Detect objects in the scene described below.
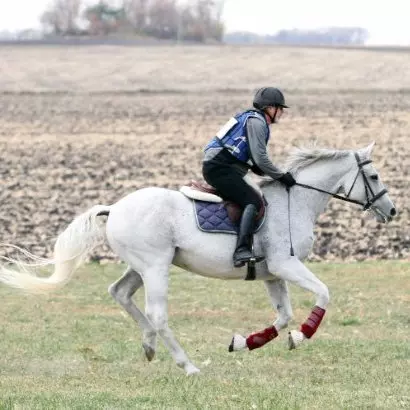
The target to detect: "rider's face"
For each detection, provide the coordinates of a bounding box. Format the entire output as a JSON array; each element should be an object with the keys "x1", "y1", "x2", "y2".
[
  {"x1": 266, "y1": 106, "x2": 285, "y2": 123},
  {"x1": 275, "y1": 106, "x2": 284, "y2": 122}
]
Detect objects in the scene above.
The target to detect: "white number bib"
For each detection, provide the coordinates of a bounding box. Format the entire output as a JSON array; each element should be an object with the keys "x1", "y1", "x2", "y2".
[{"x1": 215, "y1": 117, "x2": 238, "y2": 140}]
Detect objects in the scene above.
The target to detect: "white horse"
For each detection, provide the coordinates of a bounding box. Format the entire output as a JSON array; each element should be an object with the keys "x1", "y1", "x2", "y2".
[{"x1": 0, "y1": 142, "x2": 396, "y2": 376}]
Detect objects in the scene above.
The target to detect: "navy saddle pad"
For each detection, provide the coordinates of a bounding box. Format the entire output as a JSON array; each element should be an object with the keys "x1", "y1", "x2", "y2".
[{"x1": 193, "y1": 200, "x2": 265, "y2": 234}]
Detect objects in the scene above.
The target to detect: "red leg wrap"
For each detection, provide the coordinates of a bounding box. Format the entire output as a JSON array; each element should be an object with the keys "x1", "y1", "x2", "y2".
[
  {"x1": 246, "y1": 326, "x2": 278, "y2": 350},
  {"x1": 300, "y1": 306, "x2": 326, "y2": 339}
]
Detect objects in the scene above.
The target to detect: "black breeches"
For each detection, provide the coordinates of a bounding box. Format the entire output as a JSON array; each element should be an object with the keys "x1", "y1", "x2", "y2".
[{"x1": 202, "y1": 161, "x2": 263, "y2": 212}]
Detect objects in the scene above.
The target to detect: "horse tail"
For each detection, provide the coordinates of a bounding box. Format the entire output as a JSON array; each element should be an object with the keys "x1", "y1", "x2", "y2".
[{"x1": 0, "y1": 205, "x2": 111, "y2": 293}]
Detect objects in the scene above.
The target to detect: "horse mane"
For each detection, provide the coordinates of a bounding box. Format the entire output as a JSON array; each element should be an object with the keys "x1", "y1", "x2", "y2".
[
  {"x1": 259, "y1": 144, "x2": 351, "y2": 188},
  {"x1": 285, "y1": 146, "x2": 351, "y2": 172}
]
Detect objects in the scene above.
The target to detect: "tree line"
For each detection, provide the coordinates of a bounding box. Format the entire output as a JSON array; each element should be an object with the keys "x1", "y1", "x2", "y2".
[
  {"x1": 40, "y1": 0, "x2": 225, "y2": 42},
  {"x1": 37, "y1": 1, "x2": 368, "y2": 46},
  {"x1": 224, "y1": 27, "x2": 369, "y2": 46}
]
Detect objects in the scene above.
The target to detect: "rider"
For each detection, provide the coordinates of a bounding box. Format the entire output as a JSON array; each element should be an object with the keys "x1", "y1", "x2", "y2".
[{"x1": 202, "y1": 87, "x2": 296, "y2": 268}]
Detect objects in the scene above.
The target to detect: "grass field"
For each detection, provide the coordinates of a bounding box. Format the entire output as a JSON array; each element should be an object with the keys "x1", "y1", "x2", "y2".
[
  {"x1": 0, "y1": 261, "x2": 408, "y2": 409},
  {"x1": 0, "y1": 44, "x2": 409, "y2": 408}
]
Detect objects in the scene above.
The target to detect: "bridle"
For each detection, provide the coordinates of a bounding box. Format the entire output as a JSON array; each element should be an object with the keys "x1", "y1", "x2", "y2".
[
  {"x1": 286, "y1": 152, "x2": 389, "y2": 256},
  {"x1": 293, "y1": 152, "x2": 388, "y2": 211}
]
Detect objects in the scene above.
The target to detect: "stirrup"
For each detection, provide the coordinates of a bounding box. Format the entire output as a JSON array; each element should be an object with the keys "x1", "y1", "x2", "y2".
[
  {"x1": 234, "y1": 254, "x2": 264, "y2": 267},
  {"x1": 233, "y1": 246, "x2": 252, "y2": 268},
  {"x1": 250, "y1": 255, "x2": 265, "y2": 264},
  {"x1": 233, "y1": 252, "x2": 264, "y2": 268},
  {"x1": 245, "y1": 238, "x2": 265, "y2": 280},
  {"x1": 244, "y1": 254, "x2": 265, "y2": 281}
]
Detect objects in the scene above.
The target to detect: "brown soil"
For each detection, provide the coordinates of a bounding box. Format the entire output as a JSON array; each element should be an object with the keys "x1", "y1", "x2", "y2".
[{"x1": 0, "y1": 45, "x2": 408, "y2": 261}]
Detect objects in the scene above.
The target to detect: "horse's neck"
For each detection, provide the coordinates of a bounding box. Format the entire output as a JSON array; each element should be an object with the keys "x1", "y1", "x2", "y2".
[
  {"x1": 284, "y1": 156, "x2": 353, "y2": 223},
  {"x1": 298, "y1": 156, "x2": 352, "y2": 191}
]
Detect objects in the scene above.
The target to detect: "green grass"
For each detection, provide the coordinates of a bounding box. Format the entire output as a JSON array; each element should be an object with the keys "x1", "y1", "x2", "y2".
[{"x1": 0, "y1": 261, "x2": 409, "y2": 409}]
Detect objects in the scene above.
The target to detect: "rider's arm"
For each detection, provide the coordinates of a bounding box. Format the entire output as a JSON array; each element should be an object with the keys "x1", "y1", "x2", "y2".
[{"x1": 246, "y1": 117, "x2": 284, "y2": 179}]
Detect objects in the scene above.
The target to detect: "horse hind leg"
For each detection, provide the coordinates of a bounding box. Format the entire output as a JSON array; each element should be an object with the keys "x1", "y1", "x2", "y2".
[
  {"x1": 108, "y1": 266, "x2": 157, "y2": 361},
  {"x1": 142, "y1": 265, "x2": 200, "y2": 376}
]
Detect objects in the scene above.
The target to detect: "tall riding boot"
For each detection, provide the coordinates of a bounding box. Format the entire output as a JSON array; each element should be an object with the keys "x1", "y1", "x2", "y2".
[{"x1": 233, "y1": 204, "x2": 258, "y2": 268}]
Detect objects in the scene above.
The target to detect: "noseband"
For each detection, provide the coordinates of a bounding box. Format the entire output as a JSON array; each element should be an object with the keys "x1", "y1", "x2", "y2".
[{"x1": 295, "y1": 152, "x2": 388, "y2": 210}]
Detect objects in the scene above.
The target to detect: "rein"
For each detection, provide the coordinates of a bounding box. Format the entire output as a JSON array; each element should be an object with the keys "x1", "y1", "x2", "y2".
[
  {"x1": 286, "y1": 152, "x2": 388, "y2": 256},
  {"x1": 294, "y1": 153, "x2": 387, "y2": 210}
]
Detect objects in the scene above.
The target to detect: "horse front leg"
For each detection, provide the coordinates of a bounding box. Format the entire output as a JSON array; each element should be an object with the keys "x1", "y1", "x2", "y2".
[
  {"x1": 270, "y1": 257, "x2": 330, "y2": 349},
  {"x1": 229, "y1": 278, "x2": 293, "y2": 352}
]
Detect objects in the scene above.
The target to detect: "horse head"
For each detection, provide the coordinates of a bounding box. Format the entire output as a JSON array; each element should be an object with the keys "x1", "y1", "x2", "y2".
[{"x1": 340, "y1": 142, "x2": 396, "y2": 223}]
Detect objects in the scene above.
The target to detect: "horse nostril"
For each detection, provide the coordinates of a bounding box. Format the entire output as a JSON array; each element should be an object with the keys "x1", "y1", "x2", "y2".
[{"x1": 390, "y1": 208, "x2": 396, "y2": 217}]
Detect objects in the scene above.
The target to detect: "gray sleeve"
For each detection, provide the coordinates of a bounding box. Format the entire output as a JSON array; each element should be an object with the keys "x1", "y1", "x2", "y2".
[{"x1": 246, "y1": 117, "x2": 285, "y2": 179}]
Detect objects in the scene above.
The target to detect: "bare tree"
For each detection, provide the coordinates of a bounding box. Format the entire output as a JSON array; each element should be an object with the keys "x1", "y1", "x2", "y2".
[
  {"x1": 40, "y1": 0, "x2": 83, "y2": 35},
  {"x1": 123, "y1": 0, "x2": 224, "y2": 41},
  {"x1": 39, "y1": 0, "x2": 225, "y2": 41},
  {"x1": 143, "y1": 0, "x2": 179, "y2": 39},
  {"x1": 123, "y1": 0, "x2": 150, "y2": 33},
  {"x1": 84, "y1": 1, "x2": 128, "y2": 35},
  {"x1": 182, "y1": 0, "x2": 224, "y2": 42},
  {"x1": 208, "y1": 0, "x2": 225, "y2": 41}
]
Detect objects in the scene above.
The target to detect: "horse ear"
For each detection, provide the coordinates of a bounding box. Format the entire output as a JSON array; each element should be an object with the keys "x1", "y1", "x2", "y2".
[{"x1": 359, "y1": 141, "x2": 375, "y2": 158}]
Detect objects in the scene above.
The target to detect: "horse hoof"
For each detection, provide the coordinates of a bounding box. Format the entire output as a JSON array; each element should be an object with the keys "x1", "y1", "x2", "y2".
[
  {"x1": 288, "y1": 330, "x2": 305, "y2": 350},
  {"x1": 142, "y1": 343, "x2": 156, "y2": 361},
  {"x1": 229, "y1": 334, "x2": 247, "y2": 352},
  {"x1": 185, "y1": 364, "x2": 201, "y2": 376}
]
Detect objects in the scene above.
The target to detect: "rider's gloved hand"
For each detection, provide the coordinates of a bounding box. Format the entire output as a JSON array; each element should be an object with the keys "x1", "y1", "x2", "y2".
[{"x1": 278, "y1": 172, "x2": 296, "y2": 188}]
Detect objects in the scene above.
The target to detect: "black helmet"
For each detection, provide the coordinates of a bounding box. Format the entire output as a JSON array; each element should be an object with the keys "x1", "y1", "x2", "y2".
[{"x1": 253, "y1": 87, "x2": 289, "y2": 109}]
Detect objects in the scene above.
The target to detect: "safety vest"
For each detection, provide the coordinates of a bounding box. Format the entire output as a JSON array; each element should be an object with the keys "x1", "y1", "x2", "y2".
[{"x1": 204, "y1": 110, "x2": 270, "y2": 165}]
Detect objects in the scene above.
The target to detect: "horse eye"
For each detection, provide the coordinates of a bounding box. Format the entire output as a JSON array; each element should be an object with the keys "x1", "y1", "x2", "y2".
[{"x1": 370, "y1": 175, "x2": 379, "y2": 181}]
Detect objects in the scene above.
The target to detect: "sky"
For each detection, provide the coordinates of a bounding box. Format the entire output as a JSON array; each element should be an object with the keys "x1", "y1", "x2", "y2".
[{"x1": 0, "y1": 0, "x2": 409, "y2": 45}]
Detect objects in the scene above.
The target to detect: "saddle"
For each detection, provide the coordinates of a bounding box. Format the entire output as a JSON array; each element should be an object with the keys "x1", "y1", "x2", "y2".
[
  {"x1": 180, "y1": 179, "x2": 267, "y2": 280},
  {"x1": 180, "y1": 179, "x2": 266, "y2": 234}
]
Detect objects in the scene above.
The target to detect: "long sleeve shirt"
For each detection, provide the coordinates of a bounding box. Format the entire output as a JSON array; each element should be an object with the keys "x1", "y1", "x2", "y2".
[
  {"x1": 203, "y1": 116, "x2": 285, "y2": 179},
  {"x1": 246, "y1": 116, "x2": 284, "y2": 180}
]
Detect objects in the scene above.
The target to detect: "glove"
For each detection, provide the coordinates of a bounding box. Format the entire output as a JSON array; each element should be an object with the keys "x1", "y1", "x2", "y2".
[{"x1": 278, "y1": 172, "x2": 296, "y2": 188}]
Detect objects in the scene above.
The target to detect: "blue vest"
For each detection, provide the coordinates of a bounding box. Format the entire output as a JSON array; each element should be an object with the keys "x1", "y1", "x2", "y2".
[{"x1": 205, "y1": 110, "x2": 270, "y2": 165}]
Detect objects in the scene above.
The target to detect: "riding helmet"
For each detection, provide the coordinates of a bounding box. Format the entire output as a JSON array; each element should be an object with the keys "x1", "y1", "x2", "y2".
[{"x1": 253, "y1": 87, "x2": 289, "y2": 109}]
